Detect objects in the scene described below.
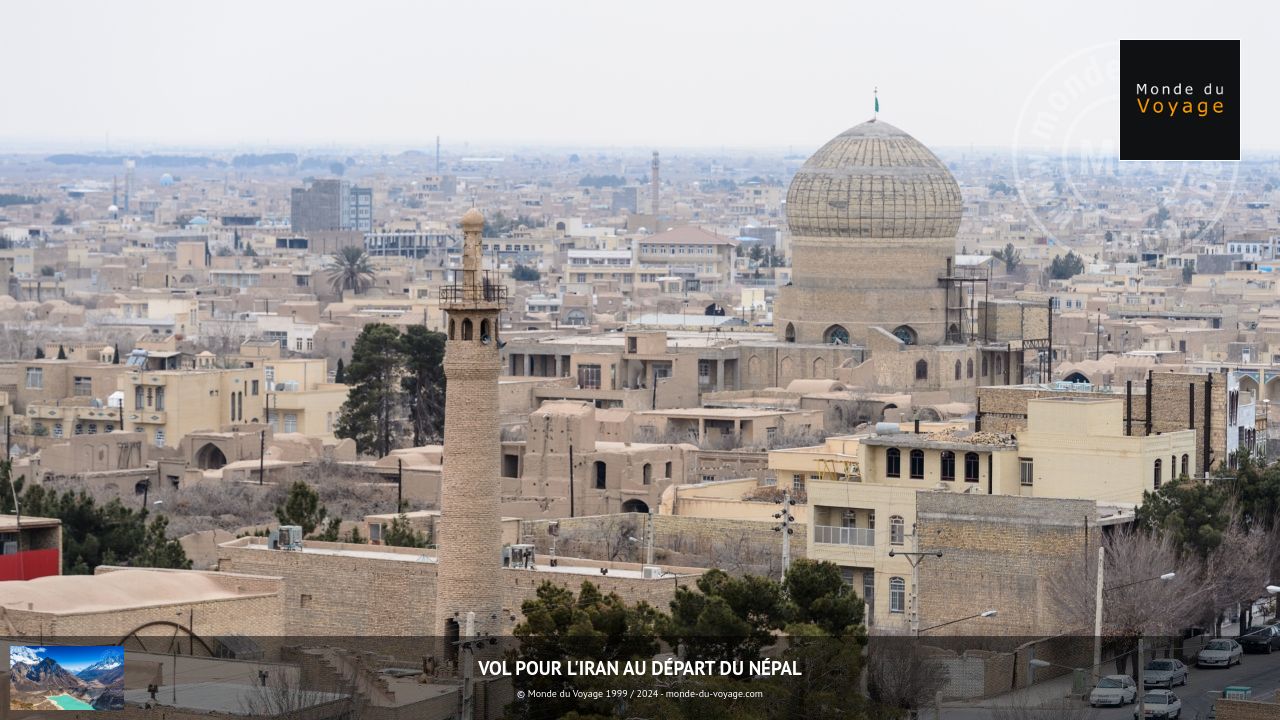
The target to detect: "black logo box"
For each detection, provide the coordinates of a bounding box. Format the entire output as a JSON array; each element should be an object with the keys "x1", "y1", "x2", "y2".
[{"x1": 1120, "y1": 39, "x2": 1239, "y2": 161}]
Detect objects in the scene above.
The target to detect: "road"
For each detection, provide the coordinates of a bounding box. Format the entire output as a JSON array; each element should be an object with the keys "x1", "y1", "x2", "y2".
[{"x1": 939, "y1": 650, "x2": 1280, "y2": 719}]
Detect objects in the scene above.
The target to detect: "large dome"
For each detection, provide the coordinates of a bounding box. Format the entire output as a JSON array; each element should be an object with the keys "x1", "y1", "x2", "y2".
[{"x1": 786, "y1": 120, "x2": 962, "y2": 239}]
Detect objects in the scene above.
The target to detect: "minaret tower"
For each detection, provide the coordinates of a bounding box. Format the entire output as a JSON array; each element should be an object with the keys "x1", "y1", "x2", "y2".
[{"x1": 435, "y1": 208, "x2": 506, "y2": 648}]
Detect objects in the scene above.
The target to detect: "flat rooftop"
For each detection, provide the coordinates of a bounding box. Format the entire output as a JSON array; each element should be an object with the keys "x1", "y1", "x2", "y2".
[
  {"x1": 124, "y1": 683, "x2": 345, "y2": 715},
  {"x1": 0, "y1": 569, "x2": 272, "y2": 614},
  {"x1": 0, "y1": 514, "x2": 61, "y2": 531}
]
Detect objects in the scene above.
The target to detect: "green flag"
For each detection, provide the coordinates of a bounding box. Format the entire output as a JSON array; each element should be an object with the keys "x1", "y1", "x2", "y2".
[{"x1": 875, "y1": 96, "x2": 879, "y2": 113}]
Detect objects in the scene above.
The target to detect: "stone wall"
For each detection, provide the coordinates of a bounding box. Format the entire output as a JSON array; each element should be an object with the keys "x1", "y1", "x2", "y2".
[
  {"x1": 915, "y1": 493, "x2": 1098, "y2": 637},
  {"x1": 1217, "y1": 698, "x2": 1280, "y2": 720}
]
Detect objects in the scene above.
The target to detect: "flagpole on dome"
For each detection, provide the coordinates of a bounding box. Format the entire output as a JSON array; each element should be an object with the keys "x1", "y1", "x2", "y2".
[{"x1": 874, "y1": 87, "x2": 879, "y2": 121}]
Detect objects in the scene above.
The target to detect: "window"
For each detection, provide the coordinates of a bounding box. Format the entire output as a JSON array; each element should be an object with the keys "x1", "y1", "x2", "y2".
[
  {"x1": 940, "y1": 451, "x2": 956, "y2": 481},
  {"x1": 53, "y1": 423, "x2": 63, "y2": 438},
  {"x1": 74, "y1": 423, "x2": 83, "y2": 435},
  {"x1": 698, "y1": 359, "x2": 713, "y2": 384},
  {"x1": 886, "y1": 448, "x2": 901, "y2": 478},
  {"x1": 295, "y1": 338, "x2": 303, "y2": 351},
  {"x1": 863, "y1": 571, "x2": 875, "y2": 623},
  {"x1": 967, "y1": 359, "x2": 974, "y2": 379},
  {"x1": 1154, "y1": 459, "x2": 1162, "y2": 490},
  {"x1": 889, "y1": 577, "x2": 905, "y2": 613},
  {"x1": 594, "y1": 461, "x2": 607, "y2": 489},
  {"x1": 840, "y1": 566, "x2": 856, "y2": 586},
  {"x1": 915, "y1": 360, "x2": 928, "y2": 381},
  {"x1": 73, "y1": 376, "x2": 92, "y2": 396},
  {"x1": 965, "y1": 452, "x2": 980, "y2": 482},
  {"x1": 135, "y1": 386, "x2": 144, "y2": 409},
  {"x1": 954, "y1": 361, "x2": 962, "y2": 381},
  {"x1": 155, "y1": 429, "x2": 166, "y2": 448},
  {"x1": 824, "y1": 325, "x2": 850, "y2": 345},
  {"x1": 665, "y1": 461, "x2": 672, "y2": 479},
  {"x1": 909, "y1": 449, "x2": 924, "y2": 479},
  {"x1": 25, "y1": 368, "x2": 42, "y2": 389},
  {"x1": 642, "y1": 463, "x2": 652, "y2": 485},
  {"x1": 265, "y1": 366, "x2": 276, "y2": 384},
  {"x1": 284, "y1": 413, "x2": 298, "y2": 433},
  {"x1": 1020, "y1": 457, "x2": 1034, "y2": 486},
  {"x1": 982, "y1": 355, "x2": 989, "y2": 376},
  {"x1": 251, "y1": 380, "x2": 260, "y2": 396},
  {"x1": 369, "y1": 523, "x2": 383, "y2": 543},
  {"x1": 1181, "y1": 454, "x2": 1189, "y2": 478},
  {"x1": 793, "y1": 474, "x2": 806, "y2": 493},
  {"x1": 578, "y1": 364, "x2": 602, "y2": 390},
  {"x1": 889, "y1": 515, "x2": 905, "y2": 545},
  {"x1": 155, "y1": 387, "x2": 165, "y2": 411}
]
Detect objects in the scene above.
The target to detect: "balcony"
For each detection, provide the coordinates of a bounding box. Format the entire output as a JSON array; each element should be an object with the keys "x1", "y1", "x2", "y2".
[{"x1": 814, "y1": 525, "x2": 875, "y2": 547}]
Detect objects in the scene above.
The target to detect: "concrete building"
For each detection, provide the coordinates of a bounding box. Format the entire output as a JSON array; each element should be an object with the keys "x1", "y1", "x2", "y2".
[
  {"x1": 0, "y1": 514, "x2": 61, "y2": 581},
  {"x1": 290, "y1": 179, "x2": 373, "y2": 233}
]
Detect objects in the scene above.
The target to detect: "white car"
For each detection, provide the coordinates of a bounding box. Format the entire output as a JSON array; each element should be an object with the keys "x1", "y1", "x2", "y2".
[
  {"x1": 1090, "y1": 674, "x2": 1138, "y2": 706},
  {"x1": 1197, "y1": 638, "x2": 1243, "y2": 668},
  {"x1": 1143, "y1": 658, "x2": 1188, "y2": 688},
  {"x1": 1135, "y1": 690, "x2": 1182, "y2": 718}
]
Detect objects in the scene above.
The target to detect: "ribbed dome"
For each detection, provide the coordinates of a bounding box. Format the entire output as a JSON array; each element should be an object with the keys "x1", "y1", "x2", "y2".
[{"x1": 786, "y1": 120, "x2": 962, "y2": 239}]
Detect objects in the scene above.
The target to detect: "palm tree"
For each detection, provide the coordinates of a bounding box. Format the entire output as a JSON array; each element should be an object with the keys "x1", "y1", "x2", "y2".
[{"x1": 327, "y1": 246, "x2": 375, "y2": 295}]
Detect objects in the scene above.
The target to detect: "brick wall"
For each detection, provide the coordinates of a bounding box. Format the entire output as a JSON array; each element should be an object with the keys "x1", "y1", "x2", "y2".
[{"x1": 1218, "y1": 698, "x2": 1280, "y2": 720}]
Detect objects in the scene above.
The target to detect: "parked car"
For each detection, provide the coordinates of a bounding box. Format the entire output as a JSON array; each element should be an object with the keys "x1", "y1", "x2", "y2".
[
  {"x1": 1237, "y1": 624, "x2": 1280, "y2": 654},
  {"x1": 1197, "y1": 638, "x2": 1243, "y2": 668},
  {"x1": 1143, "y1": 659, "x2": 1188, "y2": 688},
  {"x1": 1135, "y1": 690, "x2": 1182, "y2": 719},
  {"x1": 1090, "y1": 674, "x2": 1138, "y2": 706}
]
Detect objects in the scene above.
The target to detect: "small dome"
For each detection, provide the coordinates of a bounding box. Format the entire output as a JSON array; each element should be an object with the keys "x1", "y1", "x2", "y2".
[
  {"x1": 461, "y1": 208, "x2": 484, "y2": 230},
  {"x1": 159, "y1": 173, "x2": 175, "y2": 186},
  {"x1": 107, "y1": 205, "x2": 118, "y2": 213},
  {"x1": 786, "y1": 120, "x2": 961, "y2": 239}
]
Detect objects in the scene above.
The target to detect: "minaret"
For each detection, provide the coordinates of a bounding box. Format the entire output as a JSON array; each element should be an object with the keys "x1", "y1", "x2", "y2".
[{"x1": 435, "y1": 208, "x2": 506, "y2": 649}]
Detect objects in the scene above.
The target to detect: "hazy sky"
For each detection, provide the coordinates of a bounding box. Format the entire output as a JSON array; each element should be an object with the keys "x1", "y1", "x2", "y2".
[{"x1": 4, "y1": 0, "x2": 1275, "y2": 152}]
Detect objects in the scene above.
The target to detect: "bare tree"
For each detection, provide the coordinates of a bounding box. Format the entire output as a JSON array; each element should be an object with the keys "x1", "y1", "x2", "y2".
[
  {"x1": 1048, "y1": 527, "x2": 1207, "y2": 676},
  {"x1": 1203, "y1": 516, "x2": 1275, "y2": 635},
  {"x1": 864, "y1": 638, "x2": 950, "y2": 717},
  {"x1": 239, "y1": 665, "x2": 365, "y2": 719}
]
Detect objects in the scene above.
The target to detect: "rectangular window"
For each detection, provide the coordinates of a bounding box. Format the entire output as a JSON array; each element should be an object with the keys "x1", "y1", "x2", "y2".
[
  {"x1": 73, "y1": 376, "x2": 92, "y2": 396},
  {"x1": 135, "y1": 386, "x2": 144, "y2": 410},
  {"x1": 155, "y1": 429, "x2": 166, "y2": 448},
  {"x1": 1019, "y1": 458, "x2": 1034, "y2": 486},
  {"x1": 25, "y1": 368, "x2": 42, "y2": 389},
  {"x1": 155, "y1": 387, "x2": 165, "y2": 411},
  {"x1": 792, "y1": 474, "x2": 806, "y2": 493},
  {"x1": 578, "y1": 364, "x2": 601, "y2": 390},
  {"x1": 284, "y1": 414, "x2": 298, "y2": 433},
  {"x1": 369, "y1": 523, "x2": 382, "y2": 543},
  {"x1": 251, "y1": 380, "x2": 260, "y2": 396},
  {"x1": 698, "y1": 359, "x2": 713, "y2": 384},
  {"x1": 265, "y1": 366, "x2": 275, "y2": 384}
]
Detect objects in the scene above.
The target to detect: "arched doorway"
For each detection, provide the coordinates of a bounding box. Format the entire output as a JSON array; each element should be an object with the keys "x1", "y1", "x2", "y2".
[
  {"x1": 784, "y1": 323, "x2": 796, "y2": 343},
  {"x1": 622, "y1": 499, "x2": 650, "y2": 514},
  {"x1": 195, "y1": 443, "x2": 228, "y2": 470},
  {"x1": 1064, "y1": 371, "x2": 1090, "y2": 384}
]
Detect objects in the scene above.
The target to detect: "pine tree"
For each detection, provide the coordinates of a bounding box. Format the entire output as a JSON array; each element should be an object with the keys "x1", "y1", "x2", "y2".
[
  {"x1": 399, "y1": 326, "x2": 446, "y2": 446},
  {"x1": 34, "y1": 347, "x2": 44, "y2": 359},
  {"x1": 112, "y1": 342, "x2": 121, "y2": 364},
  {"x1": 274, "y1": 480, "x2": 328, "y2": 536}
]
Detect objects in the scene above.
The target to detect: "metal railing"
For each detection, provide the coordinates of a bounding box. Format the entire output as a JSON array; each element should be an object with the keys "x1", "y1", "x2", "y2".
[
  {"x1": 439, "y1": 281, "x2": 508, "y2": 304},
  {"x1": 813, "y1": 525, "x2": 875, "y2": 547}
]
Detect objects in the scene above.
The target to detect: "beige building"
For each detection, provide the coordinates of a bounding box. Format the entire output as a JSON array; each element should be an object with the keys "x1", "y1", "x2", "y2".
[{"x1": 122, "y1": 365, "x2": 265, "y2": 449}]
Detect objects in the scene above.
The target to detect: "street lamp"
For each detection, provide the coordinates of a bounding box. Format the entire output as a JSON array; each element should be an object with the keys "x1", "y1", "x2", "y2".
[
  {"x1": 1267, "y1": 585, "x2": 1280, "y2": 594},
  {"x1": 916, "y1": 609, "x2": 997, "y2": 637},
  {"x1": 1092, "y1": 553, "x2": 1177, "y2": 684}
]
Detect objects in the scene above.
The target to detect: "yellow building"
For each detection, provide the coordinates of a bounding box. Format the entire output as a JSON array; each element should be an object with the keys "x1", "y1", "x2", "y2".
[
  {"x1": 259, "y1": 357, "x2": 349, "y2": 438},
  {"x1": 760, "y1": 397, "x2": 1193, "y2": 630},
  {"x1": 121, "y1": 366, "x2": 265, "y2": 449}
]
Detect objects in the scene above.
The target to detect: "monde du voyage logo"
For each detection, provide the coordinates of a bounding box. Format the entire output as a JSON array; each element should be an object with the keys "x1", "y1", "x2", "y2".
[{"x1": 1120, "y1": 40, "x2": 1240, "y2": 160}]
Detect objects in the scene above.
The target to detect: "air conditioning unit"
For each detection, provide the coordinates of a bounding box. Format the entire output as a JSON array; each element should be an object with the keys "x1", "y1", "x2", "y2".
[
  {"x1": 278, "y1": 525, "x2": 303, "y2": 550},
  {"x1": 642, "y1": 565, "x2": 663, "y2": 580}
]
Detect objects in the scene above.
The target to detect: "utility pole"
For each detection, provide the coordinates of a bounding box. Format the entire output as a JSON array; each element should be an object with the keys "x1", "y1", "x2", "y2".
[
  {"x1": 888, "y1": 524, "x2": 944, "y2": 636},
  {"x1": 397, "y1": 458, "x2": 404, "y2": 511},
  {"x1": 645, "y1": 510, "x2": 655, "y2": 566},
  {"x1": 258, "y1": 429, "x2": 265, "y2": 485},
  {"x1": 773, "y1": 488, "x2": 795, "y2": 582},
  {"x1": 460, "y1": 611, "x2": 476, "y2": 720},
  {"x1": 1136, "y1": 636, "x2": 1145, "y2": 719},
  {"x1": 1093, "y1": 545, "x2": 1105, "y2": 685}
]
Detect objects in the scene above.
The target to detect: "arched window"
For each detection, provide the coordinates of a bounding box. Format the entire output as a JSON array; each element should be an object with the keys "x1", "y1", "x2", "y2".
[
  {"x1": 824, "y1": 325, "x2": 849, "y2": 345},
  {"x1": 449, "y1": 319, "x2": 456, "y2": 340},
  {"x1": 886, "y1": 448, "x2": 901, "y2": 478},
  {"x1": 1154, "y1": 459, "x2": 1162, "y2": 490},
  {"x1": 946, "y1": 323, "x2": 961, "y2": 343},
  {"x1": 964, "y1": 452, "x2": 980, "y2": 482},
  {"x1": 461, "y1": 318, "x2": 473, "y2": 340},
  {"x1": 889, "y1": 516, "x2": 905, "y2": 545},
  {"x1": 967, "y1": 359, "x2": 974, "y2": 379},
  {"x1": 1181, "y1": 454, "x2": 1189, "y2": 478},
  {"x1": 892, "y1": 325, "x2": 917, "y2": 345},
  {"x1": 954, "y1": 360, "x2": 962, "y2": 381},
  {"x1": 995, "y1": 354, "x2": 1004, "y2": 375},
  {"x1": 642, "y1": 463, "x2": 652, "y2": 485},
  {"x1": 889, "y1": 577, "x2": 906, "y2": 613},
  {"x1": 479, "y1": 319, "x2": 490, "y2": 343},
  {"x1": 784, "y1": 323, "x2": 796, "y2": 343},
  {"x1": 909, "y1": 449, "x2": 925, "y2": 479},
  {"x1": 594, "y1": 460, "x2": 607, "y2": 489},
  {"x1": 915, "y1": 360, "x2": 928, "y2": 381},
  {"x1": 940, "y1": 451, "x2": 956, "y2": 481},
  {"x1": 982, "y1": 355, "x2": 989, "y2": 376}
]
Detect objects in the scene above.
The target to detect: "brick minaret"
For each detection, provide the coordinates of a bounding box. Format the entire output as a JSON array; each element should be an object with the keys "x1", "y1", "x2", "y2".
[{"x1": 436, "y1": 208, "x2": 506, "y2": 646}]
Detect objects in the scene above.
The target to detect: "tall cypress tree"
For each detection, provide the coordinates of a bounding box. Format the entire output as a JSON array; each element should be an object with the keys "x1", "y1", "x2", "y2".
[
  {"x1": 399, "y1": 326, "x2": 446, "y2": 446},
  {"x1": 334, "y1": 357, "x2": 346, "y2": 384},
  {"x1": 334, "y1": 324, "x2": 404, "y2": 457}
]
